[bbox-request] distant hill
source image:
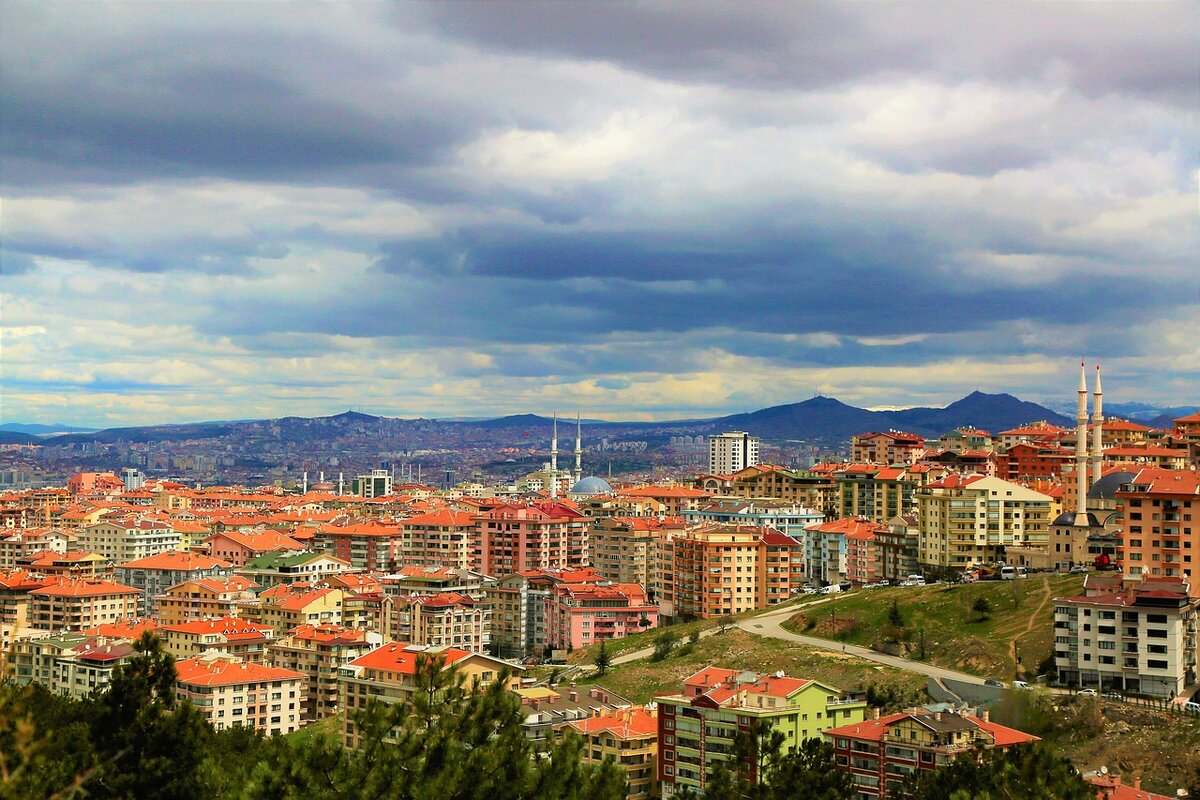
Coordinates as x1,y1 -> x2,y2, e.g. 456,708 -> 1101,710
0,422 -> 97,435
0,431 -> 43,445
37,391 -> 1076,448
708,391 -> 1071,441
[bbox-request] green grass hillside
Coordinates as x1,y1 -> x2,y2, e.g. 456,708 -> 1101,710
781,574 -> 1085,680
591,628 -> 926,705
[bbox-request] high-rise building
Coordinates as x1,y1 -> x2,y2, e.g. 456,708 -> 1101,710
708,431 -> 760,475
352,469 -> 393,498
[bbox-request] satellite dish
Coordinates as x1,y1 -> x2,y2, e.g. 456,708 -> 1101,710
1100,766 -> 1108,775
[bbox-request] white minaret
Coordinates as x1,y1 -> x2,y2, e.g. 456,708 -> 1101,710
573,412 -> 582,485
302,471 -> 308,494
337,471 -> 344,496
549,412 -> 559,499
1074,360 -> 1089,520
1091,365 -> 1104,484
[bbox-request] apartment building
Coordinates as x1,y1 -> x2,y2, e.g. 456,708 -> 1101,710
399,508 -> 476,569
615,486 -> 714,517
728,466 -> 837,516
876,516 -> 920,584
267,623 -> 376,721
591,516 -> 686,591
311,520 -> 405,571
669,525 -> 804,620
205,529 -> 305,567
823,708 -> 1037,800
338,642 -> 521,747
569,708 -> 658,800
0,528 -> 73,569
514,684 -> 631,748
1114,468 -> 1199,580
237,550 -> 354,588
156,575 -> 259,625
996,442 -> 1074,481
916,475 -> 1053,570
78,518 -> 180,563
175,653 -> 305,735
802,518 -> 886,587
9,633 -> 133,698
657,667 -> 866,798
239,586 -> 349,631
708,431 -> 760,475
850,432 -> 925,466
545,581 -> 656,651
472,502 -> 589,576
392,592 -> 490,652
1053,575 -> 1198,698
682,500 -> 824,540
160,616 -> 275,663
28,577 -> 141,631
116,550 -> 233,615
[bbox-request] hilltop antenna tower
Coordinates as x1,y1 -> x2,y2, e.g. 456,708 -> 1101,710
573,412 -> 583,485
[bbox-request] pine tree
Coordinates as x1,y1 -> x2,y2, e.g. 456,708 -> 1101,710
905,741 -> 1093,800
594,639 -> 611,676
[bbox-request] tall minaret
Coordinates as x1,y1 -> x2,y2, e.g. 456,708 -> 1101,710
1091,365 -> 1104,484
1074,360 -> 1089,519
573,412 -> 583,485
549,412 -> 559,499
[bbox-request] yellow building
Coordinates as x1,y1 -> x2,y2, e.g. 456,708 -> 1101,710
916,475 -> 1053,570
569,707 -> 658,799
267,623 -> 377,721
156,576 -> 259,625
238,586 -> 348,631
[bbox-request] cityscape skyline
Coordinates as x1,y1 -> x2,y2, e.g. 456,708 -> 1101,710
2,3 -> 1197,426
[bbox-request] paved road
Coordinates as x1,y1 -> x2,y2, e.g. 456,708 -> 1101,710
591,596 -> 990,688
735,602 -> 990,687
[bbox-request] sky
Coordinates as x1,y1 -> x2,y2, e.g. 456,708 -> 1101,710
1,2 -> 1197,428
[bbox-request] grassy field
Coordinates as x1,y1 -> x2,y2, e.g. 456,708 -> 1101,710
284,713 -> 342,745
590,628 -> 927,705
781,574 -> 1085,680
568,595 -> 831,666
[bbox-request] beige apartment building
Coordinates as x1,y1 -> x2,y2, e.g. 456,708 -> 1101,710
569,707 -> 658,800
28,578 -> 142,631
78,518 -> 181,563
175,653 -> 305,735
917,475 -> 1053,570
268,623 -> 376,721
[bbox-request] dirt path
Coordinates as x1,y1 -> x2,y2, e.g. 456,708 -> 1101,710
1010,577 -> 1052,671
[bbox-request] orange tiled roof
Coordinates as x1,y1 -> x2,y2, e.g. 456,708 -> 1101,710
348,641 -> 473,673
119,551 -> 232,571
570,707 -> 657,738
175,656 -> 302,686
31,577 -> 140,598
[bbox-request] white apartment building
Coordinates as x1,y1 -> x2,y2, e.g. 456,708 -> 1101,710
1053,576 -> 1198,699
78,518 -> 181,563
708,431 -> 760,475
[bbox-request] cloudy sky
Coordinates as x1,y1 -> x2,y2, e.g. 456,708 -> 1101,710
1,2 -> 1196,427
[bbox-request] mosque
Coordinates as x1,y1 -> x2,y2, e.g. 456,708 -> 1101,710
518,413 -> 613,499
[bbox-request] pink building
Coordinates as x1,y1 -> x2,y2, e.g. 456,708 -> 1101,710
545,581 -> 657,651
845,528 -> 878,587
472,501 -> 590,576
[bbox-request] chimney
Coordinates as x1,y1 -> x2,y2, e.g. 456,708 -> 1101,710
1133,777 -> 1141,791
980,710 -> 989,723
531,698 -> 540,710
569,690 -> 578,703
872,707 -> 881,720
935,712 -> 942,722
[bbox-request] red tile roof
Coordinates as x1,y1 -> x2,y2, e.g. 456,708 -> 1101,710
175,656 -> 303,686
348,641 -> 473,673
31,577 -> 140,598
569,707 -> 657,738
118,551 -> 232,571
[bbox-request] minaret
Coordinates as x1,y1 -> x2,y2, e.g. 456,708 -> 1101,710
549,412 -> 559,499
337,472 -> 344,496
573,412 -> 583,485
1074,361 -> 1089,520
1091,365 -> 1104,484
302,471 -> 308,494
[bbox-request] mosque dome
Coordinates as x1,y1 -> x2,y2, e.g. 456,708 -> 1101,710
570,476 -> 613,496
1087,471 -> 1138,501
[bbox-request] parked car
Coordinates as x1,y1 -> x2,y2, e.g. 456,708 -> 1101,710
984,679 -> 1005,688
1182,702 -> 1200,713
1069,565 -> 1089,574
1013,681 -> 1032,690
1101,692 -> 1122,700
1077,688 -> 1097,697
801,586 -> 818,595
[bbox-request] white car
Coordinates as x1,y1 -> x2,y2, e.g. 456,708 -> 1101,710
1077,688 -> 1097,697
801,586 -> 818,595
1013,681 -> 1032,690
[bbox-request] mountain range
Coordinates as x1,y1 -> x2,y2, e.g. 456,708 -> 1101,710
16,391 -> 1084,447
